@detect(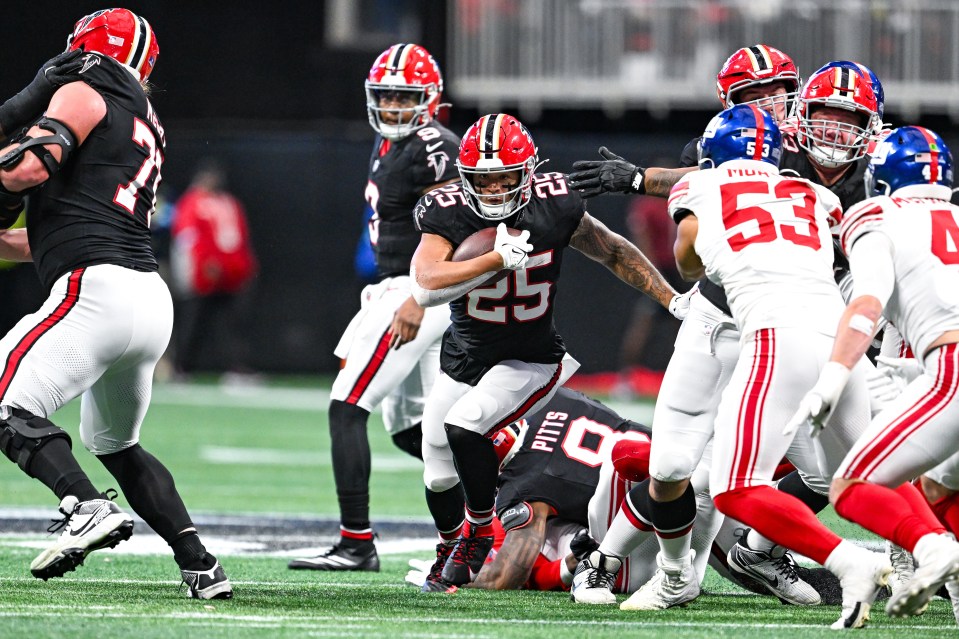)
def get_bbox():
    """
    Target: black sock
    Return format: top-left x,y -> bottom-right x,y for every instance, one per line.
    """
425,483 -> 464,535
626,477 -> 653,520
446,425 -> 498,516
648,483 -> 697,533
21,438 -> 100,501
391,424 -> 423,460
777,470 -> 829,513
171,532 -> 213,570
97,444 -> 195,543
329,400 -> 372,532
